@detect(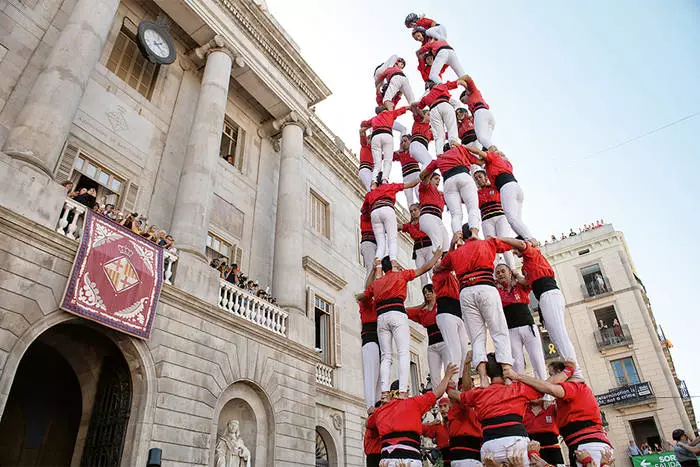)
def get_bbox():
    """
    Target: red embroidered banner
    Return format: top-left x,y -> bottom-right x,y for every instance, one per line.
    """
61,210 -> 164,339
